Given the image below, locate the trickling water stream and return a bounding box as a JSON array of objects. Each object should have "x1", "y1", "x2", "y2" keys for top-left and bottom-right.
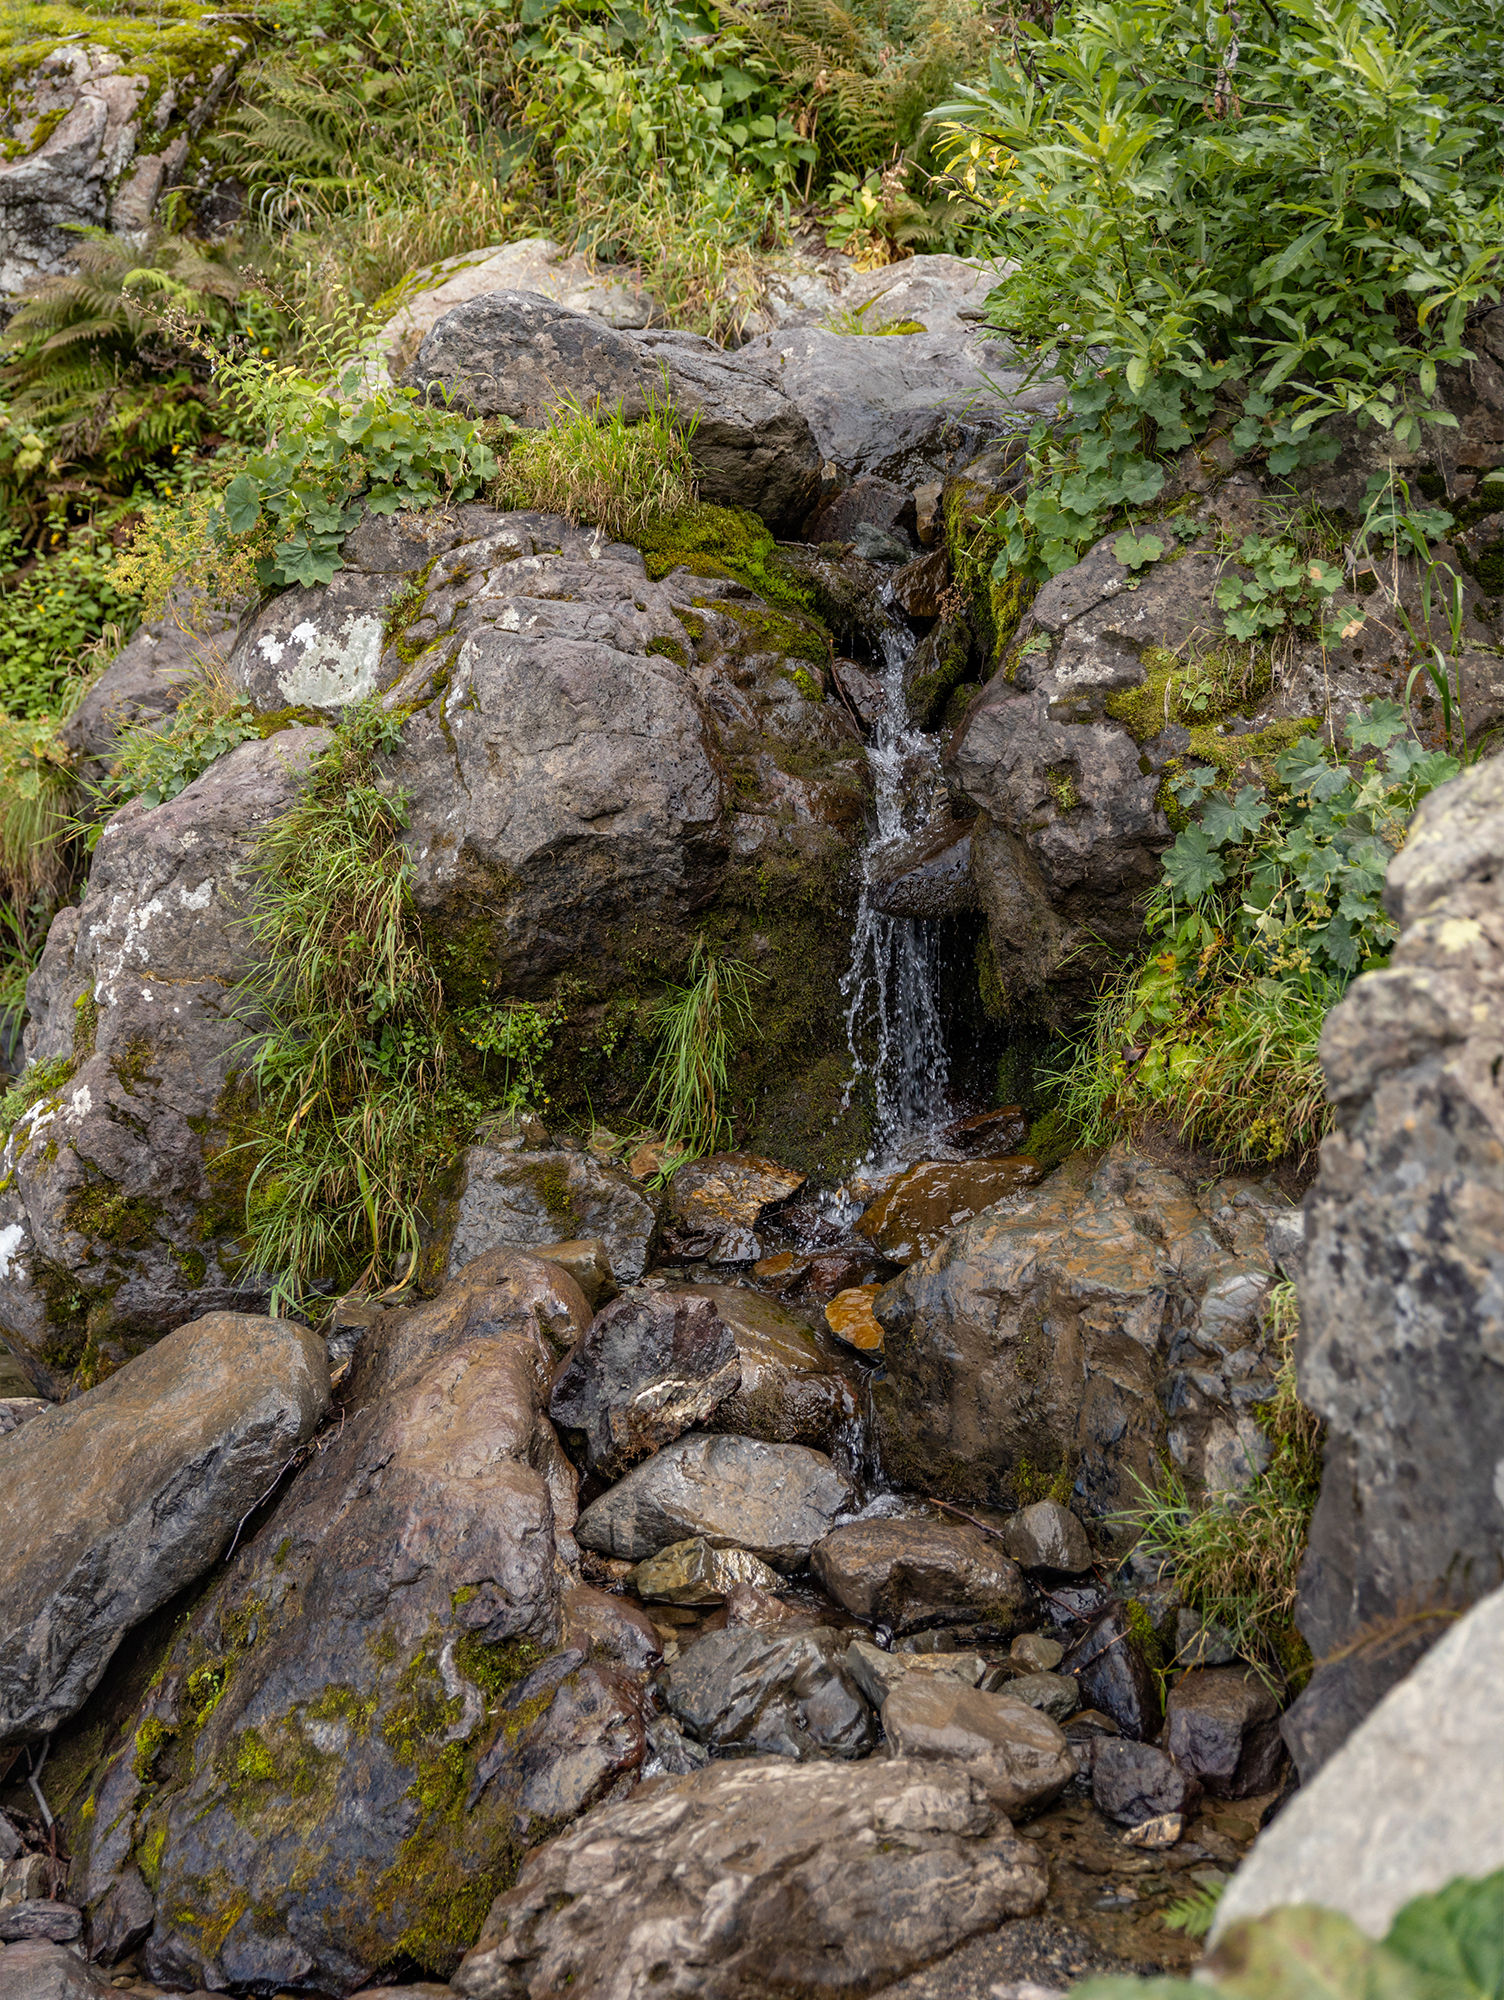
[{"x1": 838, "y1": 583, "x2": 953, "y2": 1168}]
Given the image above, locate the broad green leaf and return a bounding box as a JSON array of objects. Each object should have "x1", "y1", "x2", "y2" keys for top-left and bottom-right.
[
  {"x1": 1385, "y1": 1871, "x2": 1504, "y2": 1999},
  {"x1": 1345, "y1": 701, "x2": 1408, "y2": 749},
  {"x1": 1114, "y1": 531, "x2": 1166, "y2": 570},
  {"x1": 1211, "y1": 1904, "x2": 1422, "y2": 2000},
  {"x1": 1163, "y1": 826, "x2": 1227, "y2": 901},
  {"x1": 1200, "y1": 785, "x2": 1270, "y2": 846},
  {"x1": 223, "y1": 473, "x2": 262, "y2": 536}
]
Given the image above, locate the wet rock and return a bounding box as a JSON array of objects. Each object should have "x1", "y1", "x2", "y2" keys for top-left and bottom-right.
[
  {"x1": 453, "y1": 1753, "x2": 1049, "y2": 1999},
  {"x1": 811, "y1": 1519, "x2": 1035, "y2": 1638},
  {"x1": 0, "y1": 728, "x2": 330, "y2": 1388},
  {"x1": 1173, "y1": 1607, "x2": 1238, "y2": 1669},
  {"x1": 870, "y1": 821, "x2": 979, "y2": 919},
  {"x1": 1000, "y1": 1673, "x2": 1079, "y2": 1723},
  {"x1": 629, "y1": 1537, "x2": 782, "y2": 1605},
  {"x1": 1277, "y1": 1615, "x2": 1448, "y2": 1784},
  {"x1": 0, "y1": 1314, "x2": 329, "y2": 1744},
  {"x1": 831, "y1": 655, "x2": 887, "y2": 728},
  {"x1": 548, "y1": 1287, "x2": 740, "y2": 1477},
  {"x1": 86, "y1": 1864, "x2": 157, "y2": 1965},
  {"x1": 1124, "y1": 1812, "x2": 1184, "y2": 1849},
  {"x1": 644, "y1": 1710, "x2": 712, "y2": 1775},
  {"x1": 844, "y1": 1639, "x2": 993, "y2": 1708},
  {"x1": 664, "y1": 1284, "x2": 863, "y2": 1456},
  {"x1": 1011, "y1": 1632, "x2": 1064, "y2": 1673},
  {"x1": 903, "y1": 614, "x2": 975, "y2": 730},
  {"x1": 0, "y1": 1940, "x2": 116, "y2": 1997},
  {"x1": 1211, "y1": 1584, "x2": 1504, "y2": 1944},
  {"x1": 660, "y1": 1625, "x2": 876, "y2": 1760},
  {"x1": 439, "y1": 1144, "x2": 662, "y2": 1287},
  {"x1": 72, "y1": 1261, "x2": 602, "y2": 1994},
  {"x1": 1165, "y1": 1668, "x2": 1284, "y2": 1799},
  {"x1": 857, "y1": 1157, "x2": 1042, "y2": 1265},
  {"x1": 944, "y1": 1106, "x2": 1028, "y2": 1156},
  {"x1": 1295, "y1": 758, "x2": 1504, "y2": 1726},
  {"x1": 880, "y1": 1679, "x2": 1076, "y2": 1814},
  {"x1": 826, "y1": 1284, "x2": 884, "y2": 1352},
  {"x1": 1059, "y1": 1604, "x2": 1162, "y2": 1742},
  {"x1": 562, "y1": 1583, "x2": 663, "y2": 1674},
  {"x1": 804, "y1": 474, "x2": 914, "y2": 546},
  {"x1": 405, "y1": 294, "x2": 822, "y2": 531},
  {"x1": 0, "y1": 1900, "x2": 81, "y2": 1942},
  {"x1": 874, "y1": 1145, "x2": 1282, "y2": 1521},
  {"x1": 890, "y1": 548, "x2": 953, "y2": 619},
  {"x1": 1090, "y1": 1739, "x2": 1202, "y2": 1826},
  {"x1": 666, "y1": 1151, "x2": 806, "y2": 1263},
  {"x1": 1000, "y1": 1501, "x2": 1093, "y2": 1576},
  {"x1": 537, "y1": 1238, "x2": 617, "y2": 1310},
  {"x1": 575, "y1": 1432, "x2": 854, "y2": 1571}
]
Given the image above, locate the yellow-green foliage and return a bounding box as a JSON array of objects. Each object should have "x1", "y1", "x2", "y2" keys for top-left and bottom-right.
[
  {"x1": 1, "y1": 1, "x2": 248, "y2": 137},
  {"x1": 1104, "y1": 641, "x2": 1274, "y2": 743},
  {"x1": 492, "y1": 392, "x2": 698, "y2": 544},
  {"x1": 635, "y1": 503, "x2": 814, "y2": 610}
]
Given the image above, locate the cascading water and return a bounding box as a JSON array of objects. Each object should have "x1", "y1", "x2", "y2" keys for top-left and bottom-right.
[{"x1": 838, "y1": 584, "x2": 953, "y2": 1168}]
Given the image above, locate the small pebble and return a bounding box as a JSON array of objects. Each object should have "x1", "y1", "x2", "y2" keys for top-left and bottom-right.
[{"x1": 1123, "y1": 1813, "x2": 1183, "y2": 1849}]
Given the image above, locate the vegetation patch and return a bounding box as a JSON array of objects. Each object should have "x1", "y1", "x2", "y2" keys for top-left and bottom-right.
[{"x1": 635, "y1": 503, "x2": 815, "y2": 611}]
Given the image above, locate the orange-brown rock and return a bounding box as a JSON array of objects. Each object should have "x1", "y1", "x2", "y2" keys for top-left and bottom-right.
[
  {"x1": 856, "y1": 1157, "x2": 1041, "y2": 1265},
  {"x1": 825, "y1": 1285, "x2": 884, "y2": 1353}
]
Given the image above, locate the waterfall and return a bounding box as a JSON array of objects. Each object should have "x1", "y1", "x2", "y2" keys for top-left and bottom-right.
[{"x1": 838, "y1": 586, "x2": 952, "y2": 1168}]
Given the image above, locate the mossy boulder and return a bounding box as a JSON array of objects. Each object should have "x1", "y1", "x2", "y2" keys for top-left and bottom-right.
[{"x1": 67, "y1": 1255, "x2": 654, "y2": 1994}]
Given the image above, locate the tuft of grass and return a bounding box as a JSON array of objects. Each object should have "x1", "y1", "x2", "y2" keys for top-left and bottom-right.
[
  {"x1": 1115, "y1": 1280, "x2": 1323, "y2": 1687},
  {"x1": 88, "y1": 658, "x2": 260, "y2": 821},
  {"x1": 1050, "y1": 965, "x2": 1334, "y2": 1169},
  {"x1": 492, "y1": 392, "x2": 698, "y2": 544},
  {"x1": 634, "y1": 936, "x2": 763, "y2": 1167}
]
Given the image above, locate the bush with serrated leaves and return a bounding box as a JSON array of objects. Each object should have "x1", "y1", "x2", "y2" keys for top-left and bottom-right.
[
  {"x1": 937, "y1": 0, "x2": 1504, "y2": 583},
  {"x1": 1050, "y1": 700, "x2": 1463, "y2": 1163}
]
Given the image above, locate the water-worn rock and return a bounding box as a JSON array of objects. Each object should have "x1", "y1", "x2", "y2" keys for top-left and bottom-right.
[
  {"x1": 575, "y1": 1431, "x2": 854, "y2": 1571},
  {"x1": 0, "y1": 1397, "x2": 47, "y2": 1438},
  {"x1": 69, "y1": 1259, "x2": 617, "y2": 1994},
  {"x1": 811, "y1": 1519, "x2": 1034, "y2": 1638},
  {"x1": 1164, "y1": 1668, "x2": 1284, "y2": 1800},
  {"x1": 404, "y1": 293, "x2": 821, "y2": 531},
  {"x1": 999, "y1": 1672, "x2": 1079, "y2": 1722},
  {"x1": 0, "y1": 1901, "x2": 81, "y2": 1942},
  {"x1": 0, "y1": 729, "x2": 330, "y2": 1389},
  {"x1": 880, "y1": 1679, "x2": 1076, "y2": 1814},
  {"x1": 826, "y1": 1283, "x2": 885, "y2": 1352},
  {"x1": 874, "y1": 1146, "x2": 1282, "y2": 1520},
  {"x1": 0, "y1": 1939, "x2": 115, "y2": 1998},
  {"x1": 437, "y1": 1144, "x2": 663, "y2": 1287},
  {"x1": 1059, "y1": 1604, "x2": 1161, "y2": 1743},
  {"x1": 668, "y1": 1283, "x2": 863, "y2": 1456},
  {"x1": 857, "y1": 1157, "x2": 1041, "y2": 1265},
  {"x1": 1293, "y1": 759, "x2": 1504, "y2": 1745},
  {"x1": 1000, "y1": 1501, "x2": 1093, "y2": 1576},
  {"x1": 1090, "y1": 1738, "x2": 1202, "y2": 1826},
  {"x1": 666, "y1": 1151, "x2": 806, "y2": 1262},
  {"x1": 548, "y1": 1287, "x2": 739, "y2": 1476},
  {"x1": 0, "y1": 1314, "x2": 329, "y2": 1744},
  {"x1": 1210, "y1": 1584, "x2": 1504, "y2": 1943},
  {"x1": 659, "y1": 1625, "x2": 876, "y2": 1760},
  {"x1": 535, "y1": 1238, "x2": 616, "y2": 1310},
  {"x1": 563, "y1": 1582, "x2": 663, "y2": 1674},
  {"x1": 629, "y1": 1537, "x2": 781, "y2": 1605},
  {"x1": 869, "y1": 820, "x2": 978, "y2": 919},
  {"x1": 452, "y1": 1754, "x2": 1050, "y2": 1999},
  {"x1": 844, "y1": 1639, "x2": 994, "y2": 1708}
]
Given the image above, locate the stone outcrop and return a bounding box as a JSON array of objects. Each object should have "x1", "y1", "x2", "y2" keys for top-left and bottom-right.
[
  {"x1": 1, "y1": 31, "x2": 247, "y2": 301},
  {"x1": 856, "y1": 1157, "x2": 1041, "y2": 1264},
  {"x1": 452, "y1": 1755, "x2": 1049, "y2": 1999},
  {"x1": 1210, "y1": 1584, "x2": 1504, "y2": 1943},
  {"x1": 872, "y1": 1146, "x2": 1286, "y2": 1520},
  {"x1": 58, "y1": 594, "x2": 238, "y2": 762},
  {"x1": 1291, "y1": 756, "x2": 1504, "y2": 1762},
  {"x1": 670, "y1": 1283, "x2": 863, "y2": 1459},
  {"x1": 0, "y1": 1313, "x2": 329, "y2": 1743},
  {"x1": 575, "y1": 1432, "x2": 854, "y2": 1571},
  {"x1": 665, "y1": 1151, "x2": 805, "y2": 1262},
  {"x1": 0, "y1": 728, "x2": 330, "y2": 1392},
  {"x1": 403, "y1": 294, "x2": 822, "y2": 533},
  {"x1": 69, "y1": 1257, "x2": 623, "y2": 1994}
]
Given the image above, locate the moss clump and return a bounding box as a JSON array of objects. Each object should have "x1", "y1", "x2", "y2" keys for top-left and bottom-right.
[
  {"x1": 1184, "y1": 715, "x2": 1321, "y2": 786},
  {"x1": 133, "y1": 1717, "x2": 174, "y2": 1783},
  {"x1": 943, "y1": 482, "x2": 1035, "y2": 672},
  {"x1": 1045, "y1": 764, "x2": 1081, "y2": 811},
  {"x1": 64, "y1": 1180, "x2": 160, "y2": 1248},
  {"x1": 790, "y1": 666, "x2": 822, "y2": 700},
  {"x1": 634, "y1": 503, "x2": 815, "y2": 610},
  {"x1": 1, "y1": 2, "x2": 250, "y2": 137},
  {"x1": 184, "y1": 1660, "x2": 231, "y2": 1724},
  {"x1": 170, "y1": 1243, "x2": 207, "y2": 1286},
  {"x1": 1009, "y1": 1454, "x2": 1077, "y2": 1508},
  {"x1": 906, "y1": 617, "x2": 973, "y2": 729},
  {"x1": 452, "y1": 1632, "x2": 544, "y2": 1703},
  {"x1": 1022, "y1": 1105, "x2": 1075, "y2": 1176},
  {"x1": 976, "y1": 931, "x2": 1006, "y2": 1023},
  {"x1": 645, "y1": 634, "x2": 688, "y2": 667},
  {"x1": 136, "y1": 1813, "x2": 169, "y2": 1891},
  {"x1": 1104, "y1": 642, "x2": 1277, "y2": 746},
  {"x1": 72, "y1": 989, "x2": 98, "y2": 1062},
  {"x1": 710, "y1": 595, "x2": 830, "y2": 669}
]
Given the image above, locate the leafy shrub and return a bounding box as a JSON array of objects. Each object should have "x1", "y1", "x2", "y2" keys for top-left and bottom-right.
[
  {"x1": 938, "y1": 0, "x2": 1504, "y2": 580},
  {"x1": 0, "y1": 523, "x2": 138, "y2": 719},
  {"x1": 1076, "y1": 1870, "x2": 1504, "y2": 2000},
  {"x1": 1052, "y1": 701, "x2": 1463, "y2": 1164},
  {"x1": 92, "y1": 664, "x2": 262, "y2": 821},
  {"x1": 492, "y1": 391, "x2": 698, "y2": 541}
]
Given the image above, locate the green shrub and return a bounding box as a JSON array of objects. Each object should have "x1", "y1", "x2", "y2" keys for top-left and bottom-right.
[
  {"x1": 91, "y1": 667, "x2": 262, "y2": 821},
  {"x1": 0, "y1": 523, "x2": 138, "y2": 719},
  {"x1": 937, "y1": 0, "x2": 1504, "y2": 580},
  {"x1": 1052, "y1": 700, "x2": 1463, "y2": 1165}
]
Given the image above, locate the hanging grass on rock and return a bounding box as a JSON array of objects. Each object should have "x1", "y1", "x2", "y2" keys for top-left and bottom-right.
[
  {"x1": 491, "y1": 391, "x2": 698, "y2": 542},
  {"x1": 635, "y1": 936, "x2": 763, "y2": 1167}
]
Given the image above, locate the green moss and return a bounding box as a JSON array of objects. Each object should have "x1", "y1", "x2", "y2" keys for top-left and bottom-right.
[
  {"x1": 252, "y1": 704, "x2": 329, "y2": 737},
  {"x1": 645, "y1": 634, "x2": 688, "y2": 667},
  {"x1": 976, "y1": 931, "x2": 1006, "y2": 1023},
  {"x1": 72, "y1": 989, "x2": 98, "y2": 1062},
  {"x1": 1184, "y1": 714, "x2": 1321, "y2": 786},
  {"x1": 907, "y1": 618, "x2": 973, "y2": 728},
  {"x1": 790, "y1": 666, "x2": 822, "y2": 700},
  {"x1": 305, "y1": 1683, "x2": 376, "y2": 1730},
  {"x1": 273, "y1": 1536, "x2": 293, "y2": 1569},
  {"x1": 633, "y1": 503, "x2": 814, "y2": 610},
  {"x1": 185, "y1": 1660, "x2": 231, "y2": 1725},
  {"x1": 1022, "y1": 1105, "x2": 1075, "y2": 1176},
  {"x1": 136, "y1": 1814, "x2": 168, "y2": 1891},
  {"x1": 1045, "y1": 764, "x2": 1081, "y2": 811},
  {"x1": 1009, "y1": 1453, "x2": 1077, "y2": 1507},
  {"x1": 1105, "y1": 642, "x2": 1279, "y2": 747},
  {"x1": 943, "y1": 483, "x2": 1035, "y2": 672},
  {"x1": 170, "y1": 1243, "x2": 207, "y2": 1286},
  {"x1": 1, "y1": 2, "x2": 251, "y2": 142},
  {"x1": 133, "y1": 1717, "x2": 174, "y2": 1783},
  {"x1": 64, "y1": 1180, "x2": 161, "y2": 1249},
  {"x1": 1123, "y1": 1594, "x2": 1168, "y2": 1670}
]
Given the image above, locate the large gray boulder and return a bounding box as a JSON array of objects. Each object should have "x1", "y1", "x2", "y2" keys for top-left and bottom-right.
[
  {"x1": 1290, "y1": 756, "x2": 1504, "y2": 1763},
  {"x1": 0, "y1": 728, "x2": 329, "y2": 1392},
  {"x1": 452, "y1": 1754, "x2": 1049, "y2": 1999},
  {"x1": 1210, "y1": 1584, "x2": 1504, "y2": 1943},
  {"x1": 70, "y1": 1256, "x2": 637, "y2": 1995},
  {"x1": 872, "y1": 1145, "x2": 1285, "y2": 1521},
  {"x1": 433, "y1": 1143, "x2": 662, "y2": 1285},
  {"x1": 0, "y1": 1312, "x2": 329, "y2": 1743},
  {"x1": 574, "y1": 1431, "x2": 854, "y2": 1571},
  {"x1": 403, "y1": 293, "x2": 822, "y2": 532},
  {"x1": 672, "y1": 1282, "x2": 864, "y2": 1458}
]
